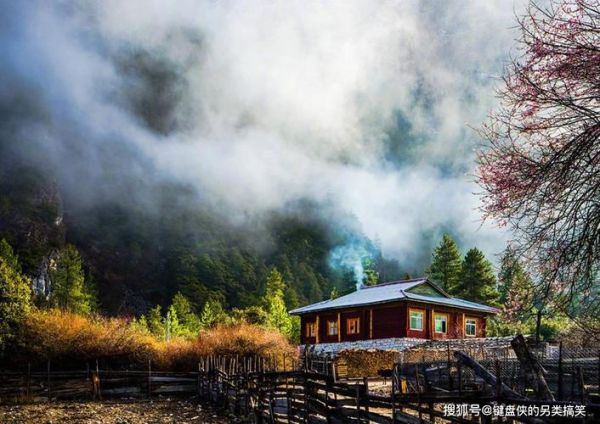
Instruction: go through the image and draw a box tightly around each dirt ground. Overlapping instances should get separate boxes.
[0,399,231,423]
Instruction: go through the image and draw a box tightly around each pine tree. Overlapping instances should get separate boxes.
[457,248,500,305]
[362,258,379,286]
[0,239,21,273]
[170,291,201,337]
[0,240,31,347]
[330,287,340,299]
[50,245,94,314]
[199,297,224,330]
[263,268,294,338]
[498,247,521,301]
[165,305,180,341]
[427,234,462,293]
[494,246,538,331]
[146,305,164,338]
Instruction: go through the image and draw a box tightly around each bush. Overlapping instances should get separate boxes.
[16,308,158,365]
[11,309,297,370]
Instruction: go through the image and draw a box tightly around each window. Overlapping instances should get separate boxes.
[347,318,360,334]
[409,309,424,331]
[434,313,448,334]
[465,317,477,337]
[327,320,338,336]
[306,322,316,337]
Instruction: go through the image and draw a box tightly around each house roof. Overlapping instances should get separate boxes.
[289,277,498,315]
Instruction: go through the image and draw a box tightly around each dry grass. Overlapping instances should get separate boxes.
[336,349,399,377]
[15,309,297,370]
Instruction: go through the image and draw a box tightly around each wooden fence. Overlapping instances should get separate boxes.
[2,341,600,423]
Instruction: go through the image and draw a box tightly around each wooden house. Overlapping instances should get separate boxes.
[289,278,498,345]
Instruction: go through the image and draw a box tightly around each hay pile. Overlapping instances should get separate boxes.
[335,349,399,377]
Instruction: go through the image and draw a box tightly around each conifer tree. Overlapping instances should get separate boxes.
[0,239,21,273]
[330,286,340,300]
[427,234,462,293]
[362,258,379,286]
[457,248,499,305]
[50,245,94,314]
[263,267,294,338]
[498,246,532,304]
[199,297,224,330]
[0,240,31,347]
[146,305,164,338]
[165,305,180,341]
[170,291,201,336]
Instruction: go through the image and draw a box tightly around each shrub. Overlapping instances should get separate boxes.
[16,309,157,365]
[12,309,297,370]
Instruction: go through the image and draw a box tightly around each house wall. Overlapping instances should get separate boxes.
[299,301,489,344]
[371,304,406,339]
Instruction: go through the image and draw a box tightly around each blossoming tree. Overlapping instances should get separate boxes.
[478,0,600,331]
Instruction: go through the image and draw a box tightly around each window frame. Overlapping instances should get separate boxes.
[409,308,425,331]
[346,317,360,335]
[464,317,477,337]
[434,312,448,334]
[306,322,316,337]
[327,320,338,336]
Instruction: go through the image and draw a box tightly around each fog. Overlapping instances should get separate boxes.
[0,0,525,273]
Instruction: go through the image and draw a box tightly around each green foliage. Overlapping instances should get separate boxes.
[362,258,379,286]
[427,234,462,293]
[146,305,164,338]
[199,297,225,330]
[457,248,499,305]
[0,239,21,273]
[263,268,294,339]
[330,286,340,299]
[165,305,180,341]
[0,240,31,348]
[230,305,268,325]
[170,292,201,337]
[50,245,96,314]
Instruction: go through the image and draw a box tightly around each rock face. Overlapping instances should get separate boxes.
[0,163,66,277]
[31,250,60,298]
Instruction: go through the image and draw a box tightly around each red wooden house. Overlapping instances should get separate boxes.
[289,278,498,345]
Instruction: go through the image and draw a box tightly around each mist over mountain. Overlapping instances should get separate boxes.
[0,1,522,313]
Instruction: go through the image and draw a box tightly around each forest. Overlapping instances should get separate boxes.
[2,0,600,368]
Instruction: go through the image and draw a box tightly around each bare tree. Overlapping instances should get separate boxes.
[477,0,600,330]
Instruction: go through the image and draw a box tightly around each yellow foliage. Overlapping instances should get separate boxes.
[17,309,297,370]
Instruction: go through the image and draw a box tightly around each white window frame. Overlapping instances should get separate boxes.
[327,320,338,336]
[465,317,477,337]
[409,308,424,331]
[434,313,448,334]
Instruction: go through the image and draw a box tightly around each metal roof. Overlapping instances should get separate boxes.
[289,277,498,315]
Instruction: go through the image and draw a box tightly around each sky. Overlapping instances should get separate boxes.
[0,0,528,272]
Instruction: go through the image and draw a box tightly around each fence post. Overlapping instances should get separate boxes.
[557,342,563,400]
[47,359,51,402]
[355,383,361,423]
[447,342,454,391]
[26,362,31,400]
[495,359,502,399]
[576,366,586,403]
[391,363,397,423]
[148,359,152,398]
[457,361,462,396]
[363,377,370,421]
[197,363,201,397]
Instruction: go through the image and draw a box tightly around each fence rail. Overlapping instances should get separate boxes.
[2,339,600,423]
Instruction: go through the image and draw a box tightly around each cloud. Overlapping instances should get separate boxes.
[0,0,524,269]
